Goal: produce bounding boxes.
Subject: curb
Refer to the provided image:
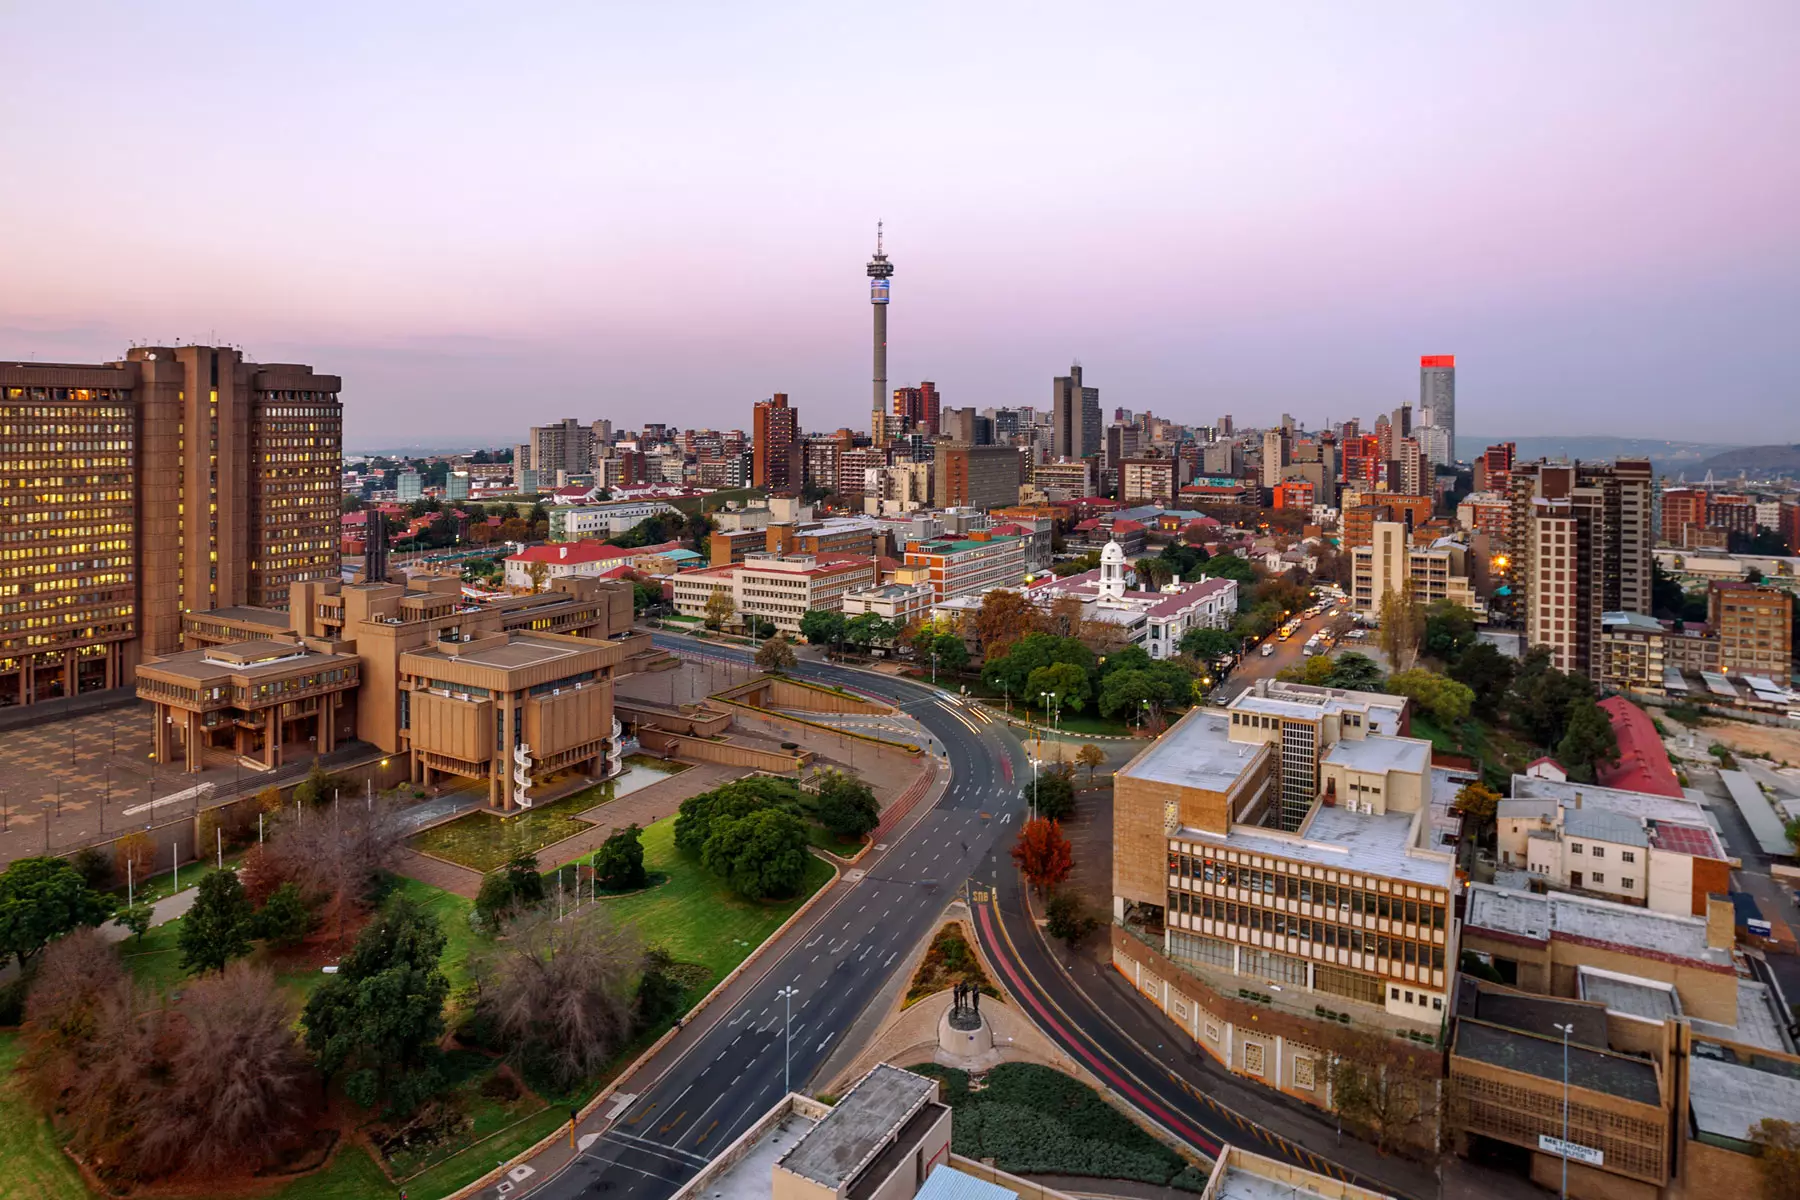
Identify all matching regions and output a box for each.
[443,853,844,1200]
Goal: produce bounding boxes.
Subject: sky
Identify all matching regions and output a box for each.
[3,2,1796,449]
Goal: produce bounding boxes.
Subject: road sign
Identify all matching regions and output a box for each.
[1539,1134,1603,1166]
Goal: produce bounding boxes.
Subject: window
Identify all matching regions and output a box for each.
[1621,850,1636,864]
[1591,872,1604,885]
[1622,877,1635,890]
[1242,1042,1266,1076]
[1591,846,1604,859]
[1390,987,1400,1000]
[1293,1055,1316,1090]
[1570,843,1583,854]
[1433,996,1444,1010]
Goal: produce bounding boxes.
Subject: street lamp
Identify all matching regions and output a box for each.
[778,985,800,1094]
[1552,1021,1573,1200]
[931,649,939,685]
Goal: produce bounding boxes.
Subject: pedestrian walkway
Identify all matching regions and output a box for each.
[100,882,199,943]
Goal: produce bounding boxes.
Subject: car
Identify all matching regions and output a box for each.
[1261,643,1275,657]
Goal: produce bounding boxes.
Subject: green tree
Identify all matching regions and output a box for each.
[1448,641,1515,718]
[293,759,339,807]
[1509,649,1594,747]
[252,881,318,949]
[0,856,113,970]
[674,776,799,855]
[800,609,847,649]
[1557,699,1620,784]
[1198,553,1256,583]
[1045,890,1094,946]
[1027,661,1091,714]
[701,808,811,900]
[1387,668,1475,725]
[845,612,897,649]
[592,824,648,891]
[473,871,519,934]
[1422,600,1478,660]
[301,894,449,1110]
[1376,581,1425,671]
[504,851,547,909]
[114,902,154,945]
[1022,770,1076,821]
[1326,651,1387,691]
[755,634,798,673]
[1278,655,1338,686]
[180,870,255,974]
[1178,626,1238,663]
[980,632,1095,702]
[813,774,881,840]
[932,633,969,673]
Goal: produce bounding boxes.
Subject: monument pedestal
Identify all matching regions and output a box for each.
[937,1004,993,1058]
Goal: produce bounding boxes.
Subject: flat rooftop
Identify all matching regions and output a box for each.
[1688,980,1795,1054]
[439,635,590,670]
[1507,775,1717,828]
[1121,709,1262,796]
[1181,802,1452,888]
[1464,885,1733,969]
[1455,1020,1662,1106]
[1578,970,1681,1023]
[1689,1044,1800,1145]
[1322,736,1431,776]
[199,605,292,629]
[778,1065,937,1189]
[143,640,356,682]
[913,1166,1018,1200]
[705,1111,818,1200]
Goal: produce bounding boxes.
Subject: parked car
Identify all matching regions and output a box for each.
[1261,643,1275,657]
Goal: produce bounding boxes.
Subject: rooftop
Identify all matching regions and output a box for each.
[142,640,357,683]
[914,1166,1018,1200]
[1562,806,1650,848]
[435,634,590,670]
[1181,801,1452,888]
[1454,1020,1662,1106]
[1463,884,1733,969]
[1508,774,1719,832]
[778,1065,938,1189]
[1602,610,1666,633]
[701,1109,819,1200]
[1119,708,1263,797]
[1596,697,1685,799]
[1578,968,1681,1022]
[1322,736,1432,777]
[197,605,292,630]
[1688,980,1796,1054]
[1689,1043,1800,1146]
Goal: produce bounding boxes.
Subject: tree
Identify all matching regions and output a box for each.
[1557,699,1620,784]
[932,632,969,673]
[113,832,156,889]
[813,773,881,840]
[1448,641,1514,719]
[746,616,779,639]
[1075,744,1106,783]
[703,588,736,631]
[179,869,255,974]
[1012,818,1073,895]
[980,631,1095,702]
[799,609,846,649]
[301,894,449,1112]
[1179,626,1238,664]
[1134,557,1175,590]
[1197,553,1256,584]
[1749,1118,1800,1200]
[475,871,521,934]
[1022,770,1076,821]
[634,947,688,1031]
[1452,780,1501,825]
[1509,651,1595,748]
[701,808,811,900]
[1422,600,1478,661]
[21,928,123,1057]
[0,857,113,971]
[1324,1028,1440,1154]
[292,758,339,807]
[674,776,799,855]
[1278,655,1339,686]
[473,906,641,1092]
[1027,661,1091,714]
[1376,580,1425,672]
[972,589,1040,655]
[525,560,550,594]
[1326,651,1387,692]
[755,634,798,673]
[505,850,548,910]
[253,882,318,949]
[592,824,648,891]
[1387,669,1474,725]
[115,903,153,945]
[1045,890,1095,946]
[845,612,897,650]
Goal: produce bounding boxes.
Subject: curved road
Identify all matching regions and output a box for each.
[505,633,1416,1200]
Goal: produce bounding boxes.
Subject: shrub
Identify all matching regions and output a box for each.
[593,824,648,892]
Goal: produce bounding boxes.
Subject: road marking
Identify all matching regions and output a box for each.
[816,1032,834,1051]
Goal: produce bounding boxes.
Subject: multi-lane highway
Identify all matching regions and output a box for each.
[507,632,1413,1200]
[513,636,1024,1200]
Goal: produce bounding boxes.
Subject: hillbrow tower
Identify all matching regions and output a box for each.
[867,222,894,430]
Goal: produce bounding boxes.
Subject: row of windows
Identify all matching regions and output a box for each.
[1170,853,1447,927]
[1171,893,1448,969]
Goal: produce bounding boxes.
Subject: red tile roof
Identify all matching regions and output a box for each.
[1595,696,1684,799]
[1648,822,1723,860]
[507,541,634,565]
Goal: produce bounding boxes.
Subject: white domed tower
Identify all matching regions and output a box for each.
[1098,538,1129,600]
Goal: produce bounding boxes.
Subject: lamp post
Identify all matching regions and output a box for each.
[1553,1021,1573,1200]
[931,649,939,685]
[778,985,800,1094]
[1029,756,1039,822]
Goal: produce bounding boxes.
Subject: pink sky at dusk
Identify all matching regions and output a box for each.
[2,2,1795,448]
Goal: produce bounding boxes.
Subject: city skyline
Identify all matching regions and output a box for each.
[5,2,1797,445]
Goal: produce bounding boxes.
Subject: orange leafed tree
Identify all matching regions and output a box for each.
[1012,817,1073,895]
[972,589,1040,656]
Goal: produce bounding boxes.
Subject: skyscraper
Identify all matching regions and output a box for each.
[753,392,802,491]
[891,381,940,436]
[0,345,341,707]
[1420,355,1456,459]
[1260,428,1288,487]
[1052,364,1100,461]
[867,223,893,429]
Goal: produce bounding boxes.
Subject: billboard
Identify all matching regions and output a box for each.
[870,279,890,305]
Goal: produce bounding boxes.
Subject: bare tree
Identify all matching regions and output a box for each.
[475,907,644,1091]
[1376,579,1425,672]
[259,791,407,940]
[138,963,314,1178]
[20,929,126,1105]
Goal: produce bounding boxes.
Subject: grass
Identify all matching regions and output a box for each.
[0,1032,93,1199]
[400,1106,568,1199]
[381,1052,546,1178]
[389,875,481,992]
[805,822,866,855]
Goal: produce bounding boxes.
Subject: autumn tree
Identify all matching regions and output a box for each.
[703,588,736,630]
[972,589,1040,656]
[1325,1028,1441,1154]
[755,633,798,673]
[1012,817,1074,895]
[525,559,550,594]
[1376,580,1425,672]
[1452,780,1502,825]
[112,832,156,889]
[1750,1118,1800,1200]
[1075,743,1106,782]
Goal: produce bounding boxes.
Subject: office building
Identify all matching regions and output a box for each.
[547,499,679,541]
[1598,611,1668,697]
[802,435,842,496]
[753,393,802,491]
[1660,487,1709,546]
[1708,581,1792,677]
[1051,364,1101,461]
[903,530,1027,603]
[396,469,423,502]
[890,382,941,438]
[1031,459,1093,499]
[671,554,877,634]
[1119,454,1179,507]
[934,443,1021,512]
[1418,355,1455,456]
[1,346,341,708]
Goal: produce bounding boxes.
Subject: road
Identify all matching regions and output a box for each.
[509,631,1414,1200]
[514,635,1023,1200]
[1218,606,1349,699]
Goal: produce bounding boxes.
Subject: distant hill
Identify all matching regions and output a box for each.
[1694,444,1800,479]
[1456,436,1742,479]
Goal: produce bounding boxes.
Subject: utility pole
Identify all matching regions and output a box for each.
[1553,1021,1573,1200]
[779,985,800,1094]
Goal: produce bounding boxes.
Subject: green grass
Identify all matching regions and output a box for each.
[389,876,480,993]
[0,1032,94,1199]
[109,849,243,908]
[401,1106,568,1199]
[264,1144,394,1200]
[805,823,866,855]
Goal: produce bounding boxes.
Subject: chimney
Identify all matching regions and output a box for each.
[559,546,568,560]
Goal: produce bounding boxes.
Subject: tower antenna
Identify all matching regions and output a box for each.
[876,219,883,254]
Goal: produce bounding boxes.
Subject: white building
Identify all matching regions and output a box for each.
[840,581,934,629]
[547,499,680,540]
[671,554,878,634]
[1021,540,1239,659]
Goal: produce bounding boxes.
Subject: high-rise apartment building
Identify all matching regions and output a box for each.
[1051,364,1100,461]
[1260,429,1288,488]
[1419,355,1455,456]
[1709,582,1792,678]
[528,417,592,484]
[1473,442,1515,494]
[1,346,341,707]
[752,392,802,492]
[1660,487,1709,546]
[1508,459,1653,675]
[891,382,940,438]
[933,444,1022,511]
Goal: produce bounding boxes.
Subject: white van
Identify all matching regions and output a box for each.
[1261,643,1275,657]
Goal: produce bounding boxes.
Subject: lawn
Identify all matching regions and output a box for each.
[0,1032,92,1200]
[407,761,686,873]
